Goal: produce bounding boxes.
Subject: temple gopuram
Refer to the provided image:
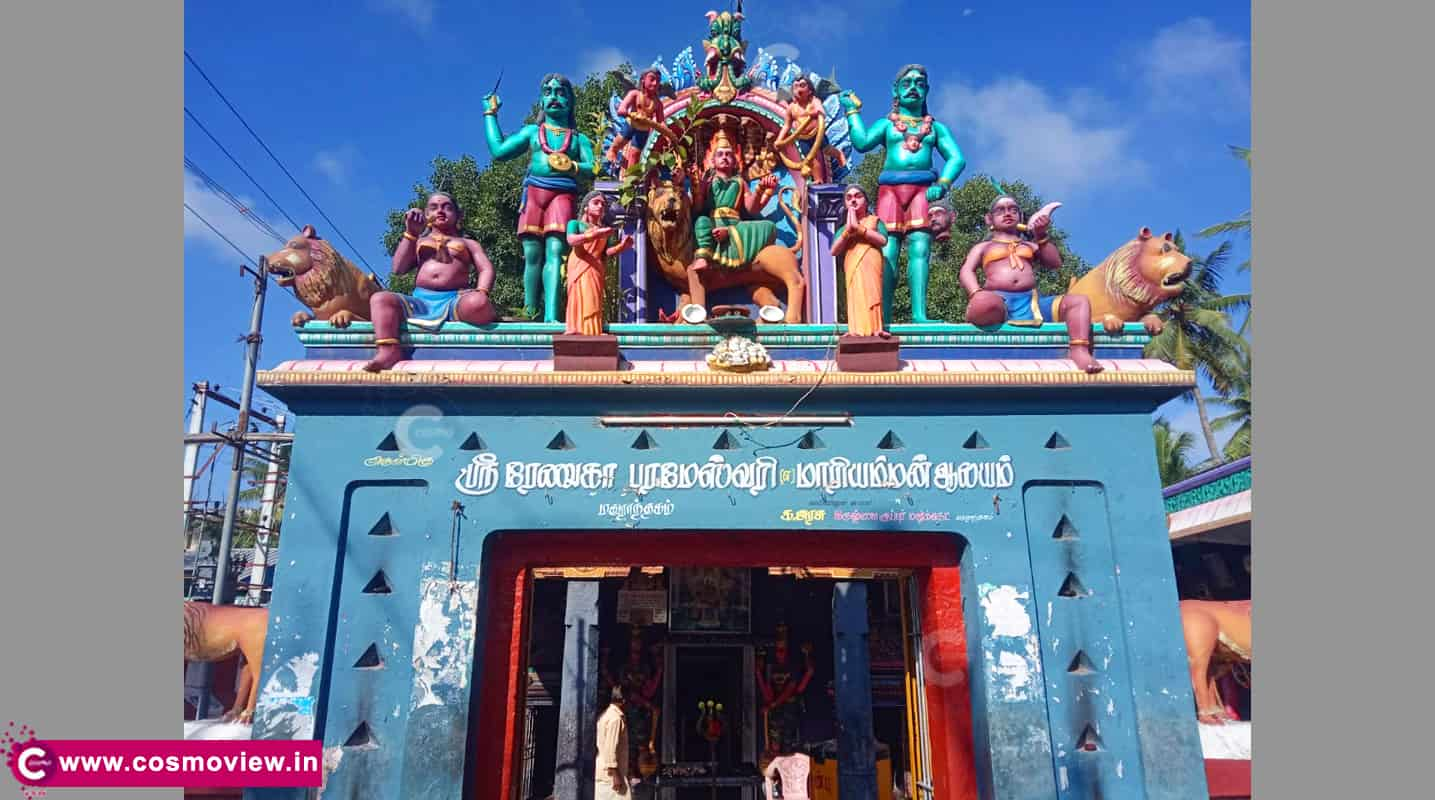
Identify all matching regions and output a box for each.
[242,7,1213,800]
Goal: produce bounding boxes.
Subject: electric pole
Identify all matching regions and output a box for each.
[196,257,270,720]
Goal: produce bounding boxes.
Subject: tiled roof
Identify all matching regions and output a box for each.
[1167,489,1252,540]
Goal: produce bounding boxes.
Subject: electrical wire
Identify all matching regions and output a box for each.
[184,108,301,232]
[184,202,260,267]
[185,156,287,244]
[725,321,843,454]
[184,51,377,272]
[183,203,305,304]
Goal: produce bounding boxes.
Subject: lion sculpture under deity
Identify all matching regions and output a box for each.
[644,180,806,324]
[265,225,382,328]
[1062,227,1193,334]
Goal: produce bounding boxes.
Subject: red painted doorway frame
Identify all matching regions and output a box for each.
[471,530,978,800]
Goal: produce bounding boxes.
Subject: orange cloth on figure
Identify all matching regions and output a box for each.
[564,220,609,336]
[842,214,885,336]
[982,238,1038,269]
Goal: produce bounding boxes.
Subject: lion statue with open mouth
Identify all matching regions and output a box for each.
[265,225,382,328]
[1063,227,1193,334]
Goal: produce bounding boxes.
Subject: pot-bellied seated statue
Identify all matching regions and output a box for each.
[363,192,498,372]
[1179,599,1251,725]
[960,192,1105,373]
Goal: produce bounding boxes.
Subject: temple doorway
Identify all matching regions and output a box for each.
[472,532,976,800]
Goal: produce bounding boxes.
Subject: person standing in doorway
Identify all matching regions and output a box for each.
[596,687,630,798]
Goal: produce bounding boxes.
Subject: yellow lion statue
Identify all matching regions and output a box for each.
[1062,227,1193,334]
[265,225,382,327]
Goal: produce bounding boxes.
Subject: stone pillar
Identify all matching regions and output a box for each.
[806,185,844,325]
[555,581,601,800]
[833,582,877,800]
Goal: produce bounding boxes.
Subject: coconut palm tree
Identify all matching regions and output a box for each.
[236,444,289,549]
[238,445,289,505]
[1198,146,1251,274]
[1145,233,1250,467]
[1207,351,1251,461]
[1153,417,1198,486]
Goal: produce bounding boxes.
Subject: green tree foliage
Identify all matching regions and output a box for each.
[1152,417,1198,486]
[235,444,289,548]
[1207,349,1251,461]
[849,153,1087,323]
[1197,145,1251,273]
[1144,233,1250,466]
[381,68,634,315]
[1197,145,1251,334]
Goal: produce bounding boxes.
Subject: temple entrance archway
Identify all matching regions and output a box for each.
[469,530,977,800]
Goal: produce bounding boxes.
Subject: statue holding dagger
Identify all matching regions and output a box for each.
[482,71,596,322]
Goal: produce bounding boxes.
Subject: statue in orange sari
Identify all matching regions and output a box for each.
[564,191,634,335]
[831,185,891,337]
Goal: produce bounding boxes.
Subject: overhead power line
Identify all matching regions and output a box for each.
[182,202,303,304]
[184,202,259,267]
[184,51,377,273]
[184,107,302,232]
[185,156,287,244]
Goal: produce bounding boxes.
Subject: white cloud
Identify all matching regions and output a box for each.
[371,0,435,31]
[313,146,359,188]
[577,46,630,79]
[935,78,1147,198]
[183,171,291,263]
[1141,18,1249,112]
[763,42,801,62]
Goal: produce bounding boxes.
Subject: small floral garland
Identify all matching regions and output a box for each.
[889,112,933,152]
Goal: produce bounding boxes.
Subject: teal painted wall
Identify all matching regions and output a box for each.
[246,385,1206,800]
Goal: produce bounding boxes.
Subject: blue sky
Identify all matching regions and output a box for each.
[183,0,1251,463]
